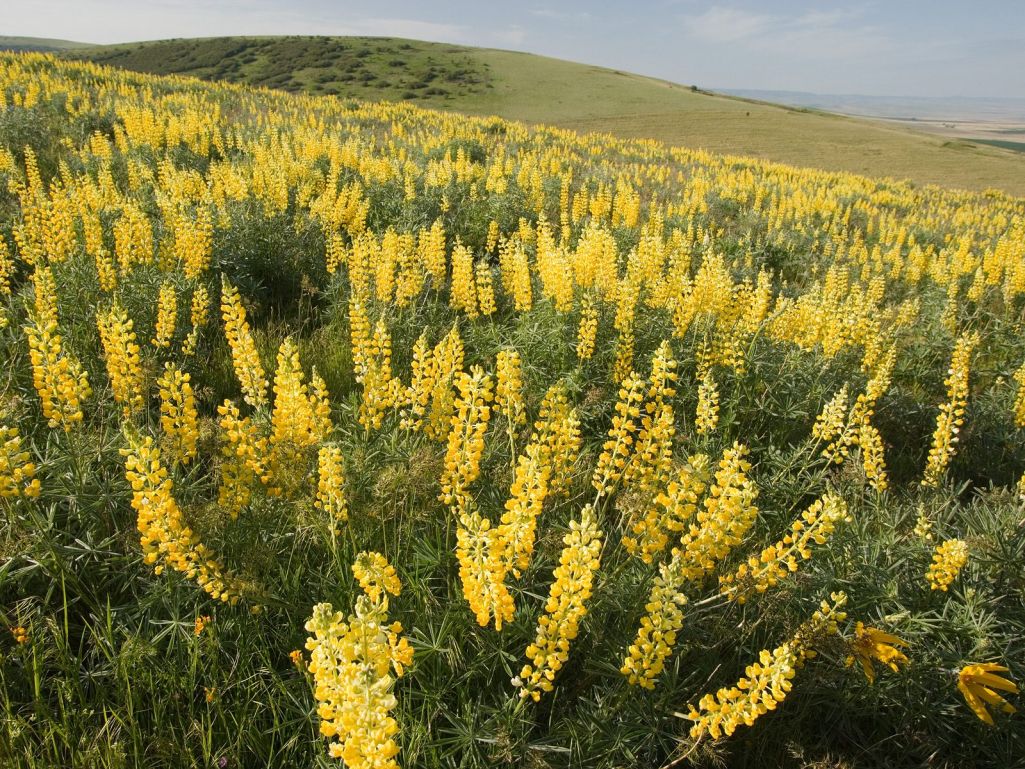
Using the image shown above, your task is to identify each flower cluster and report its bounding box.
[121,434,245,604]
[181,284,210,357]
[0,424,41,498]
[97,302,145,418]
[221,278,268,409]
[686,593,847,741]
[622,341,677,495]
[592,373,645,495]
[495,348,526,433]
[315,445,348,535]
[157,363,198,466]
[305,552,412,768]
[217,399,272,516]
[270,338,332,470]
[622,445,758,687]
[25,267,91,429]
[439,366,493,515]
[926,538,969,591]
[456,510,515,631]
[518,505,603,701]
[719,493,850,603]
[576,297,598,361]
[922,332,980,488]
[152,280,177,348]
[622,454,710,563]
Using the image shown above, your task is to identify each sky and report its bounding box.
[6,1,1025,98]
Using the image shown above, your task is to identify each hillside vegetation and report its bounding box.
[64,35,1025,196]
[0,36,93,53]
[1,52,1024,769]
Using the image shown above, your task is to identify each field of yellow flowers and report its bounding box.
[0,52,1023,768]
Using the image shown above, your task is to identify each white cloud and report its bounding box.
[683,5,889,60]
[683,7,773,43]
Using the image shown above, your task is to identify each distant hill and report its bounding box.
[0,35,93,53]
[50,35,1025,195]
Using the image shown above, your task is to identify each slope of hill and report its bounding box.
[0,35,93,52]
[62,36,1025,196]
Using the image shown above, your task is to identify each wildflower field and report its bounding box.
[0,52,1023,768]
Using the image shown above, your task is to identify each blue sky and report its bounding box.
[7,1,1025,97]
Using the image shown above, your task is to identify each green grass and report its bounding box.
[62,35,1025,197]
[0,36,94,52]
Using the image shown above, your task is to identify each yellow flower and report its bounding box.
[439,366,493,514]
[695,371,720,435]
[518,505,602,701]
[957,664,1018,725]
[352,551,401,604]
[845,622,909,683]
[315,445,348,534]
[926,538,968,591]
[194,615,211,637]
[686,594,847,741]
[720,493,850,603]
[305,555,412,766]
[152,281,177,349]
[221,278,268,410]
[121,433,247,605]
[97,302,145,418]
[0,424,41,499]
[592,373,645,496]
[10,626,29,645]
[922,332,980,488]
[576,297,598,361]
[157,364,198,466]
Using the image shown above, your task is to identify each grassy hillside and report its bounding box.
[0,36,93,53]
[64,35,1025,196]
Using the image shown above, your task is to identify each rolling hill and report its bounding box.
[0,35,93,52]
[39,35,1025,196]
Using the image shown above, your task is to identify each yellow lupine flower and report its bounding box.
[592,373,645,496]
[622,454,710,563]
[216,399,273,516]
[622,341,677,495]
[25,267,91,429]
[97,302,145,418]
[926,538,969,591]
[315,445,348,535]
[157,363,198,466]
[152,281,177,349]
[532,382,581,497]
[719,493,850,603]
[455,508,514,631]
[495,348,527,431]
[221,278,267,410]
[695,371,720,435]
[0,424,41,498]
[576,297,598,361]
[518,505,602,701]
[686,593,847,740]
[439,366,493,515]
[121,434,246,604]
[305,553,412,768]
[475,260,497,316]
[623,444,758,688]
[922,332,980,488]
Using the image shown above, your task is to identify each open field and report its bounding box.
[1,50,1024,769]
[60,36,1025,197]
